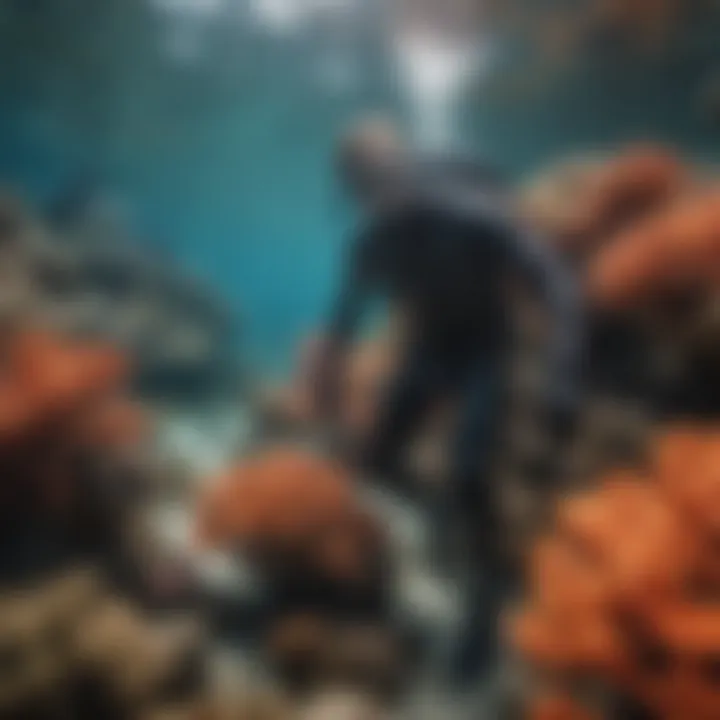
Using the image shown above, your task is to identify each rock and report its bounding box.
[297,690,388,720]
[9,198,242,401]
[72,598,206,708]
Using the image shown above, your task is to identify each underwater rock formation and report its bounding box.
[266,612,410,702]
[511,426,720,720]
[0,567,206,720]
[0,189,238,402]
[0,321,204,614]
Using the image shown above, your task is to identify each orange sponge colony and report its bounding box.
[511,428,720,720]
[588,189,720,311]
[196,447,384,585]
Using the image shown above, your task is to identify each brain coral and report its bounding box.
[196,447,384,586]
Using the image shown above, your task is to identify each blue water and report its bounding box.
[0,1,718,374]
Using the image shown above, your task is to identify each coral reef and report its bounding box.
[0,319,291,720]
[589,188,720,312]
[0,191,238,402]
[520,145,689,260]
[0,325,151,579]
[523,145,720,421]
[511,427,720,720]
[0,319,205,614]
[0,327,128,437]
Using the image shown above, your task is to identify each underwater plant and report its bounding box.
[511,427,720,720]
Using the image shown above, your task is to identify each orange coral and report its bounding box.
[588,189,720,311]
[72,397,149,452]
[654,428,720,537]
[587,146,687,232]
[523,146,688,257]
[528,693,599,720]
[0,326,142,516]
[511,427,720,719]
[196,447,384,585]
[0,328,128,444]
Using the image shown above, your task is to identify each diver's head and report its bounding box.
[335,116,408,211]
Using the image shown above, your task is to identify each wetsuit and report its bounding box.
[322,160,583,684]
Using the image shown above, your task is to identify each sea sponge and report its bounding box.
[511,427,720,719]
[196,447,384,586]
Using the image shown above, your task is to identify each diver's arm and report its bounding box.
[505,221,584,423]
[315,235,373,416]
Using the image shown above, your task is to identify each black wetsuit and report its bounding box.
[324,160,583,684]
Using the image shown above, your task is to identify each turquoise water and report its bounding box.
[0,1,718,374]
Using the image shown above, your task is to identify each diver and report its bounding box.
[314,117,584,689]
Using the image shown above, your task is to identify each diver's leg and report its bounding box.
[359,346,441,490]
[445,351,510,690]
